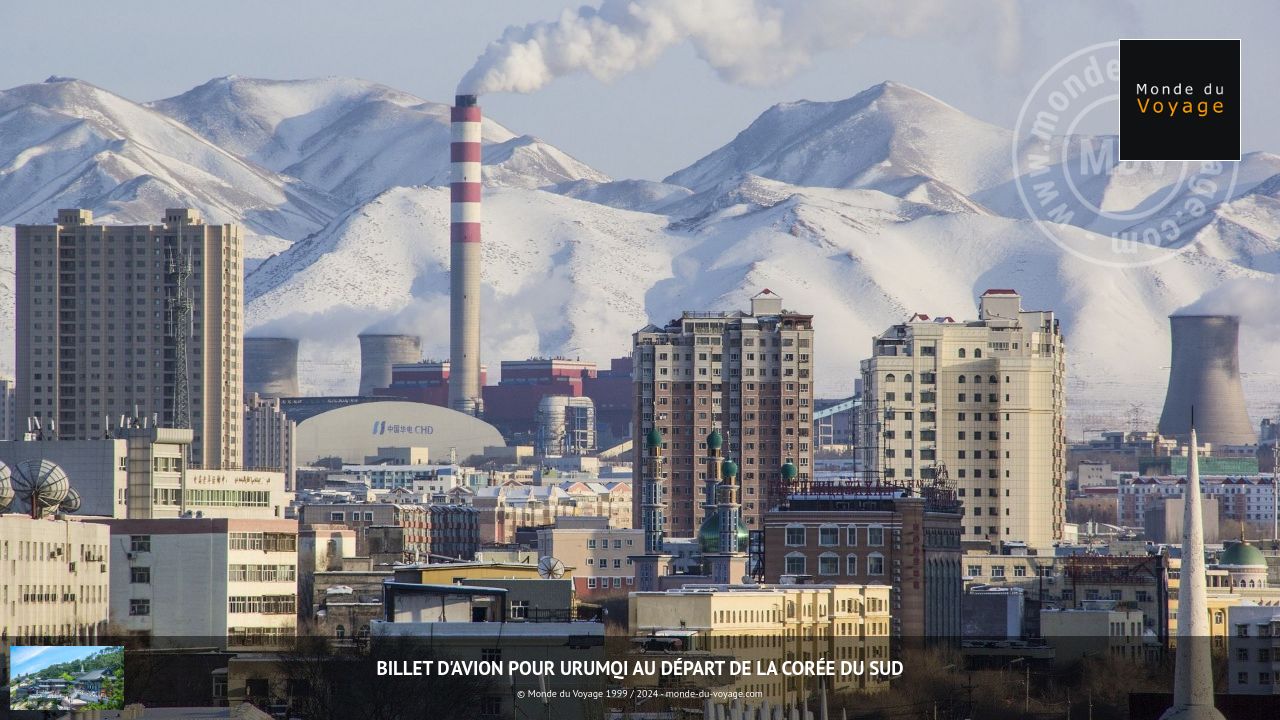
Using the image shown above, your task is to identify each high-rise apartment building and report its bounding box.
[0,376,15,440]
[244,392,295,487]
[15,209,243,468]
[632,290,815,534]
[859,289,1065,549]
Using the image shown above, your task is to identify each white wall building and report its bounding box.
[88,518,298,648]
[1227,605,1280,695]
[860,289,1066,549]
[0,431,289,519]
[0,515,110,643]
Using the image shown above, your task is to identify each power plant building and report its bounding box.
[631,290,816,534]
[358,333,420,397]
[14,209,243,468]
[1157,315,1257,449]
[860,289,1066,550]
[293,400,504,466]
[244,337,300,398]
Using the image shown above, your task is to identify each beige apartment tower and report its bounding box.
[632,290,815,534]
[15,209,243,468]
[859,289,1066,549]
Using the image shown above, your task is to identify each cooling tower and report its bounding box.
[448,94,484,417]
[1157,315,1257,448]
[358,334,421,396]
[244,337,300,398]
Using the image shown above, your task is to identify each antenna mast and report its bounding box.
[166,220,194,431]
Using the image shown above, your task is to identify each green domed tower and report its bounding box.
[707,429,724,451]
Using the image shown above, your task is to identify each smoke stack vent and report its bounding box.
[449,94,484,416]
[1157,315,1256,448]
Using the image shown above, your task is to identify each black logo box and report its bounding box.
[1119,39,1240,162]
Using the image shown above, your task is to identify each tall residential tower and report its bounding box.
[632,290,815,534]
[859,289,1066,549]
[15,209,243,468]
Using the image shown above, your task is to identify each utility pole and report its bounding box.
[1025,662,1030,715]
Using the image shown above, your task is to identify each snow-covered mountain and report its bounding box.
[149,76,608,204]
[0,77,344,259]
[2,75,1278,434]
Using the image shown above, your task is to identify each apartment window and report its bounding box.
[785,526,806,546]
[481,648,502,662]
[130,535,151,552]
[1237,624,1250,638]
[130,566,151,584]
[867,553,885,576]
[846,527,858,546]
[784,552,806,575]
[846,554,858,575]
[587,539,597,549]
[991,566,1006,578]
[819,553,839,575]
[129,598,151,616]
[968,565,982,577]
[818,525,839,546]
[867,526,884,546]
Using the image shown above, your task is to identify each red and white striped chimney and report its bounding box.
[449,94,483,416]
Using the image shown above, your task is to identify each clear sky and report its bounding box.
[10,646,115,678]
[1,1,1276,180]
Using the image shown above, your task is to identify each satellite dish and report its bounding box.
[538,556,566,579]
[11,459,70,517]
[0,461,13,512]
[58,487,82,514]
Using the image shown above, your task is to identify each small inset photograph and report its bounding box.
[8,645,124,712]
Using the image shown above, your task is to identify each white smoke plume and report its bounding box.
[1176,277,1280,341]
[459,0,1020,95]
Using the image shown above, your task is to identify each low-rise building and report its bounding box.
[630,583,894,703]
[761,488,964,638]
[1228,605,1280,695]
[0,427,290,519]
[1040,603,1150,665]
[0,515,110,643]
[537,527,642,599]
[86,517,298,648]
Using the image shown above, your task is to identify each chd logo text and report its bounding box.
[371,421,435,436]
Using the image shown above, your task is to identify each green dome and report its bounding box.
[721,459,739,479]
[781,458,798,481]
[707,429,724,450]
[697,512,749,554]
[1218,541,1266,568]
[646,427,664,449]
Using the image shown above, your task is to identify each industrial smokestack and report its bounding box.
[449,94,484,416]
[244,337,300,398]
[358,333,421,396]
[1157,315,1257,448]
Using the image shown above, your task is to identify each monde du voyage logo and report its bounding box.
[1120,39,1241,161]
[371,420,435,436]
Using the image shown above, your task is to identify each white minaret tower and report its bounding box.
[1159,427,1225,720]
[448,94,484,417]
